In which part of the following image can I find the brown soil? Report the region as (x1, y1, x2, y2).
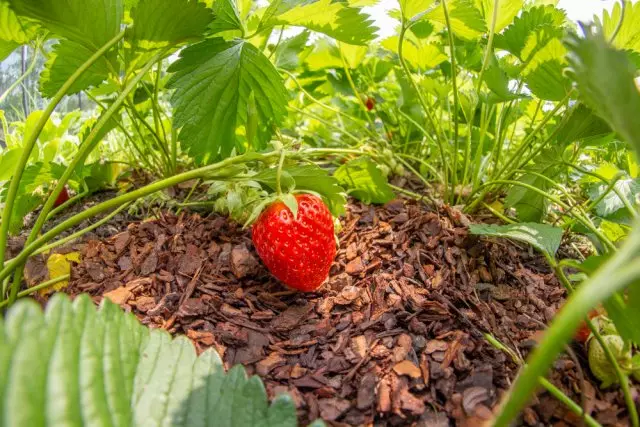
(37, 198, 633, 426)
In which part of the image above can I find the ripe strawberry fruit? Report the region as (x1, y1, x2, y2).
(53, 187, 70, 208)
(252, 194, 336, 292)
(574, 309, 601, 344)
(365, 96, 375, 111)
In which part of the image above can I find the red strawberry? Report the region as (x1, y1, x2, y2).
(53, 187, 70, 208)
(365, 97, 375, 111)
(252, 194, 336, 292)
(574, 309, 601, 344)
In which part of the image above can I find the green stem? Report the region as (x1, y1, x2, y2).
(0, 31, 125, 276)
(35, 203, 131, 256)
(275, 150, 286, 195)
(288, 106, 362, 145)
(0, 275, 70, 310)
(397, 24, 449, 198)
(442, 0, 460, 203)
(0, 151, 280, 286)
(7, 48, 165, 304)
(475, 0, 499, 93)
(608, 0, 627, 44)
(338, 43, 376, 128)
(46, 191, 89, 221)
(484, 333, 602, 427)
(280, 68, 377, 139)
(493, 226, 640, 427)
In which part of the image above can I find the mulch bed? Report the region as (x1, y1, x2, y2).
(44, 198, 633, 426)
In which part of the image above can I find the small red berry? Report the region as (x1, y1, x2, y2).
(574, 309, 600, 344)
(365, 97, 375, 111)
(53, 187, 70, 208)
(252, 194, 336, 292)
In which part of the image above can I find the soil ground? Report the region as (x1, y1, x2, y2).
(17, 193, 635, 426)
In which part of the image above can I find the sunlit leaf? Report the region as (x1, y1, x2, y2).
(524, 58, 571, 101)
(399, 0, 436, 21)
(382, 36, 447, 69)
(128, 0, 213, 49)
(474, 0, 523, 33)
(0, 1, 34, 46)
(209, 0, 244, 34)
(274, 30, 310, 70)
(334, 157, 395, 204)
(168, 38, 288, 163)
(262, 0, 378, 45)
(339, 43, 367, 68)
(504, 172, 549, 223)
(8, 0, 123, 50)
(39, 41, 111, 98)
(302, 38, 343, 70)
(601, 0, 640, 54)
(469, 222, 563, 257)
(425, 0, 486, 40)
(494, 4, 566, 59)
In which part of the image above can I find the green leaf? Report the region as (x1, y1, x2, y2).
(602, 0, 640, 54)
(168, 38, 288, 163)
(0, 294, 297, 426)
(494, 5, 566, 59)
(209, 0, 244, 34)
(565, 23, 640, 156)
(39, 41, 111, 98)
(554, 104, 612, 146)
(523, 58, 571, 101)
(589, 178, 640, 218)
(504, 172, 549, 222)
(274, 30, 310, 70)
(8, 0, 123, 50)
(253, 164, 347, 216)
(0, 1, 32, 45)
(425, 0, 487, 40)
(469, 222, 563, 257)
(0, 148, 21, 181)
(381, 36, 447, 69)
(128, 0, 213, 49)
(474, 0, 523, 33)
(399, 0, 436, 21)
(334, 157, 395, 204)
(0, 40, 18, 61)
(262, 0, 378, 45)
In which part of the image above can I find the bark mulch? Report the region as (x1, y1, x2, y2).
(47, 199, 632, 426)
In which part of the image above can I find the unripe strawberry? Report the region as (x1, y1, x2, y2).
(587, 335, 631, 388)
(251, 194, 336, 292)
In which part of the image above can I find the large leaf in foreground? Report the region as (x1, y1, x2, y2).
(334, 157, 395, 205)
(0, 294, 297, 427)
(128, 0, 213, 49)
(8, 0, 123, 50)
(262, 0, 377, 45)
(469, 222, 563, 257)
(565, 23, 640, 155)
(168, 38, 288, 163)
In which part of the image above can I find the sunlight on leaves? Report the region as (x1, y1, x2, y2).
(263, 0, 377, 45)
(382, 36, 448, 70)
(601, 0, 640, 54)
(425, 0, 487, 40)
(128, 0, 213, 49)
